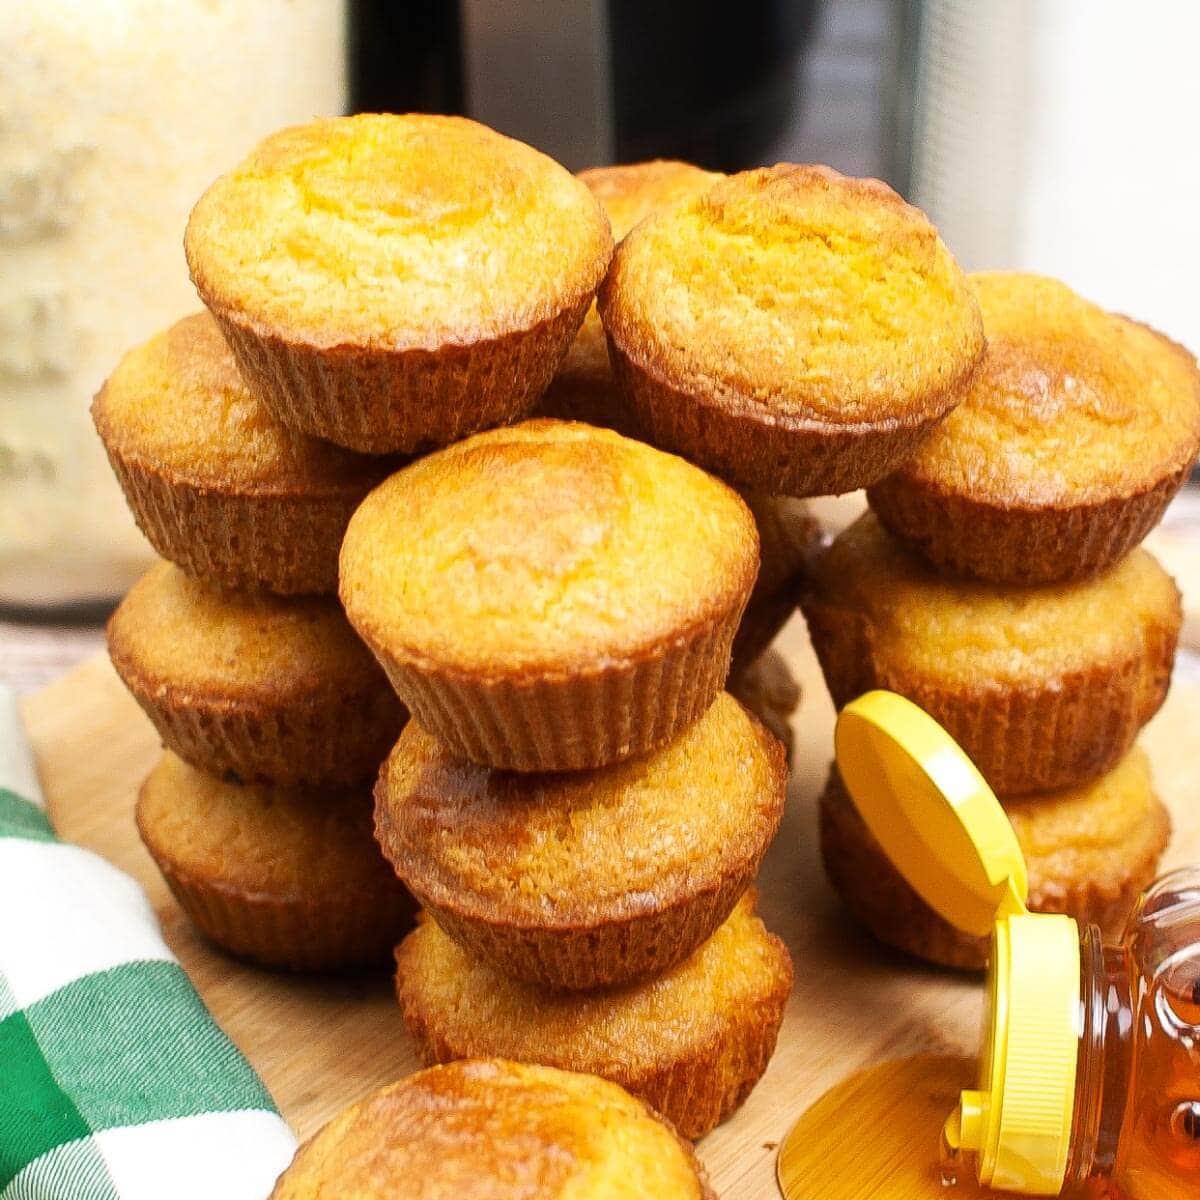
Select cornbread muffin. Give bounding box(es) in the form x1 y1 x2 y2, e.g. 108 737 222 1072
801 514 1181 794
540 160 722 434
185 114 613 455
819 748 1171 970
729 649 802 761
92 312 389 594
109 561 404 787
869 273 1200 584
732 494 823 679
270 1060 714 1200
340 420 759 771
394 892 793 1140
137 753 416 971
598 164 984 496
375 693 785 990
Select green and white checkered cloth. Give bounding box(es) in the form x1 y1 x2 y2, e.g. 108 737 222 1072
0 686 296 1199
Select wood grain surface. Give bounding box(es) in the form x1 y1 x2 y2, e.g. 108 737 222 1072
19 617 1200 1198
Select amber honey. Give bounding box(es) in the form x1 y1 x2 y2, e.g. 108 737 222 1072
777 1057 1122 1200
804 694 1200 1198
1101 872 1200 1199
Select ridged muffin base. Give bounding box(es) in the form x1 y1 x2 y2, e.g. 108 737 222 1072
409 867 762 993
394 928 792 1140
102 449 358 595
802 598 1180 795
211 302 591 456
607 340 960 498
367 613 742 773
143 853 417 973
868 464 1193 585
110 666 404 789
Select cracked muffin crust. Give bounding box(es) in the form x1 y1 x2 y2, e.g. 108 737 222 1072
599 163 984 496
869 272 1200 583
185 114 613 454
374 692 786 990
340 419 759 771
270 1060 715 1199
393 892 792 1140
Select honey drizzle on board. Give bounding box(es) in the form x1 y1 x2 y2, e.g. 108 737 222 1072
776 1056 1122 1200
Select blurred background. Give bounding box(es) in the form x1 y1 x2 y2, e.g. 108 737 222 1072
3 0 1199 683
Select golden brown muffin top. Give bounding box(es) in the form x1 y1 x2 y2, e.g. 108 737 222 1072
580 160 724 243
890 273 1200 505
558 161 724 386
108 561 387 704
92 313 387 492
340 420 759 675
138 753 388 901
395 893 792 1074
598 163 984 425
185 114 613 349
376 693 784 925
1006 746 1167 890
271 1060 710 1200
806 514 1181 686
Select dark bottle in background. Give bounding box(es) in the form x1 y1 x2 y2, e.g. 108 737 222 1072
350 1 463 119
348 0 819 172
608 0 818 171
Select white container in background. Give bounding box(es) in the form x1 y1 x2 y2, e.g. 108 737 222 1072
0 1 346 609
909 0 1200 355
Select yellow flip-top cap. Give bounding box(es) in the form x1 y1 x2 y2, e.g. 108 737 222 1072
835 692 1081 1196
834 690 1028 932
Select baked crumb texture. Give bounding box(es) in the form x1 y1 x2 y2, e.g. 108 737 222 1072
269 1060 715 1200
374 693 787 990
97 116 1193 1147
137 753 416 971
93 312 389 594
869 272 1200 584
819 750 1171 970
599 164 984 496
802 514 1181 795
108 561 405 787
185 114 613 454
540 160 724 434
393 893 792 1140
340 420 759 771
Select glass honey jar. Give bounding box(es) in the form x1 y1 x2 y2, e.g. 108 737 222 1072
833 691 1200 1198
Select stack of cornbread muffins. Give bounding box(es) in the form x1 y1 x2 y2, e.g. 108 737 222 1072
801 272 1200 968
538 160 827 734
89 107 1200 1190
89 115 840 1143
93 312 416 971
342 420 794 1139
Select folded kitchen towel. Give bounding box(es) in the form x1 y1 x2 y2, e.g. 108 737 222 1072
0 686 297 1200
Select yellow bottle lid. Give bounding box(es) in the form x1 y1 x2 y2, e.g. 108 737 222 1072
835 691 1081 1196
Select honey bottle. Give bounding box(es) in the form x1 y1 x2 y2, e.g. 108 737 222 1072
832 691 1200 1198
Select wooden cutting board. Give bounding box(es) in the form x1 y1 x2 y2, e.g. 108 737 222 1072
19 622 1200 1200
